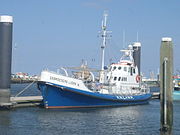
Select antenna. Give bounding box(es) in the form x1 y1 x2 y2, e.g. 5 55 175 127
123 30 125 49
136 31 139 42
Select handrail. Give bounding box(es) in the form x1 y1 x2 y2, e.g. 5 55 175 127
60 67 68 76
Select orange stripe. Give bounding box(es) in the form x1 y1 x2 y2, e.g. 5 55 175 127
46 105 115 109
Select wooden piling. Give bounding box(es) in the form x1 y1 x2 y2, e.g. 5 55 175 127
160 37 173 135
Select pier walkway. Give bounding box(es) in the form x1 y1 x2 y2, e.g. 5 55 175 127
10 96 42 107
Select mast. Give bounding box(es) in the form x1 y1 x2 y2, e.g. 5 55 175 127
101 12 108 71
99 12 110 83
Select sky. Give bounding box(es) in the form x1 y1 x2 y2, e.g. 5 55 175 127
0 0 180 77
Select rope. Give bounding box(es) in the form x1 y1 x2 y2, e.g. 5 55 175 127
14 80 36 97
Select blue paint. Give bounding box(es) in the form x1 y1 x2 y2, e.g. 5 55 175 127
38 81 152 108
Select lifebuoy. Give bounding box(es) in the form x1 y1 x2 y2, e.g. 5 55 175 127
136 75 141 83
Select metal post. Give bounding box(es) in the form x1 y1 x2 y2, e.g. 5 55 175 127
160 37 173 135
0 15 13 108
163 58 168 126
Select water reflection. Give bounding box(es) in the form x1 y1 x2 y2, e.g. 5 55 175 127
0 110 11 135
1 85 178 135
36 106 147 135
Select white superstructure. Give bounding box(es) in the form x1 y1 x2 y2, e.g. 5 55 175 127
103 45 144 95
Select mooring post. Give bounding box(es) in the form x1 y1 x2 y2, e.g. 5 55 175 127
0 15 13 108
160 37 173 135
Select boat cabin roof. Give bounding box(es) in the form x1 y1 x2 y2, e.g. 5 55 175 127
111 60 133 66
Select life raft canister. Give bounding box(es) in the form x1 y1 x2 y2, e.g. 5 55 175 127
136 75 141 83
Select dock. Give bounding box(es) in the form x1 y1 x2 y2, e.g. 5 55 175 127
152 92 160 99
10 96 43 107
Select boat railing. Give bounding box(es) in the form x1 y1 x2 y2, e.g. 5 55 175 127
140 83 150 94
85 81 150 95
109 83 150 96
85 82 103 92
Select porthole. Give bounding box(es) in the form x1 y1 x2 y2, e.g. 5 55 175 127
113 66 117 70
118 67 121 70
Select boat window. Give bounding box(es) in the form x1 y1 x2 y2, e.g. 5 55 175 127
113 66 117 70
130 67 133 76
118 66 121 70
114 77 117 81
133 68 136 74
124 67 127 72
128 67 131 72
118 77 121 81
121 77 127 81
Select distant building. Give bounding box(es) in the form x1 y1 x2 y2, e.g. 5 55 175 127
15 72 29 79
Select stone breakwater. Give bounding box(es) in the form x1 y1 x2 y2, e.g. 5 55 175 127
11 78 37 84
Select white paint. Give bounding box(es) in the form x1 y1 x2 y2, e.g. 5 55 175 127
162 37 172 42
40 70 90 91
133 42 141 47
0 15 13 23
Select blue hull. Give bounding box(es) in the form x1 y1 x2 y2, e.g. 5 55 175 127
38 81 152 108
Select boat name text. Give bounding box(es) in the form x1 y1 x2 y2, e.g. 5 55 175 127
50 76 79 86
116 95 134 99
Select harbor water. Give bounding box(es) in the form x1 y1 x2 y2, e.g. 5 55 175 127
0 83 180 135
